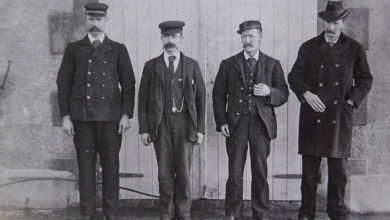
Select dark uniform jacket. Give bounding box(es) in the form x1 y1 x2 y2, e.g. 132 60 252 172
212 51 289 139
288 32 373 158
138 53 206 142
57 35 136 121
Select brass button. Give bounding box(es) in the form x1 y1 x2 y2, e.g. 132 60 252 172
335 64 340 68
86 96 91 99
249 100 252 103
332 120 336 124
88 59 92 63
334 82 339 86
101 84 105 88
87 71 91 75
248 107 251 109
87 83 91 87
317 119 321 123
240 87 244 90
333 100 338 104
319 83 323 87
239 99 243 103
103 61 107 64
320 64 324 68
101 96 105 100
236 112 240 116
248 94 252 97
102 72 106 76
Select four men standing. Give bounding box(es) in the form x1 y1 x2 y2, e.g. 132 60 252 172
212 20 289 220
57 1 372 219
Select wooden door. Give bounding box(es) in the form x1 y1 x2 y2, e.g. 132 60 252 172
101 0 317 201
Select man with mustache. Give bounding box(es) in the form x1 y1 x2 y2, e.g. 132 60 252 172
288 1 372 220
212 20 289 219
138 21 206 220
56 3 135 219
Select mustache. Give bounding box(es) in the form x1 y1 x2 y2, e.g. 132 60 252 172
325 30 336 34
88 26 102 33
242 44 254 48
163 42 177 49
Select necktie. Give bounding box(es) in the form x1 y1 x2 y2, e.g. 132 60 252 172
92 40 101 50
247 58 257 71
168 56 176 75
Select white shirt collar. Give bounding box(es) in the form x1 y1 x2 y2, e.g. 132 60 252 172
244 50 259 61
163 50 181 68
88 33 105 44
324 34 339 45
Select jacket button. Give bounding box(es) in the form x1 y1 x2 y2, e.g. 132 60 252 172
320 64 324 68
240 87 244 90
86 96 91 99
88 59 92 63
333 100 338 104
102 84 105 88
317 119 321 123
87 83 91 87
239 99 243 103
101 97 105 100
87 71 91 75
103 61 107 64
335 64 340 68
319 83 323 87
332 120 336 124
248 94 252 97
334 82 339 86
236 112 240 116
249 100 252 103
102 72 106 76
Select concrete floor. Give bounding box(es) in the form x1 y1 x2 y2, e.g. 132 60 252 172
1 206 390 220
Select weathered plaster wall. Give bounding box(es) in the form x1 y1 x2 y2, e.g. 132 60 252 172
0 0 75 169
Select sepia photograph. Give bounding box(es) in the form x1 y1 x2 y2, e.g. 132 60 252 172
0 0 388 219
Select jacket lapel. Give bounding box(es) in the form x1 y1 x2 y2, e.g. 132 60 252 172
155 53 165 82
233 51 245 83
256 51 266 84
90 35 113 59
79 35 93 56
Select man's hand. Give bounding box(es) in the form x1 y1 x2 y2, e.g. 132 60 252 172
221 124 230 137
253 83 271 96
141 133 152 146
118 114 131 134
303 91 326 112
195 133 204 144
62 115 74 137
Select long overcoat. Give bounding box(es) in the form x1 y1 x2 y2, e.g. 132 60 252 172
288 32 373 158
57 35 136 121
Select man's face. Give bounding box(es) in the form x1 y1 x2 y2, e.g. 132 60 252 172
161 32 183 53
323 19 344 41
86 15 107 36
241 29 262 54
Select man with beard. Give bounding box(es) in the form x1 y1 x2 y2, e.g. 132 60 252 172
56 3 135 219
288 1 373 220
212 20 289 220
138 21 206 220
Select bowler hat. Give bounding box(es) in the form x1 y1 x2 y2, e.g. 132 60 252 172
318 1 349 21
237 20 262 34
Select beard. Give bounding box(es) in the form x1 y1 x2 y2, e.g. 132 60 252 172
164 42 177 50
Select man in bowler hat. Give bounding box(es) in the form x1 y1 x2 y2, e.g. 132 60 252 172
138 21 206 220
212 20 289 219
57 3 135 219
288 1 373 219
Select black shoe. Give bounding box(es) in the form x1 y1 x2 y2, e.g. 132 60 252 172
104 215 117 220
80 216 96 220
299 216 310 220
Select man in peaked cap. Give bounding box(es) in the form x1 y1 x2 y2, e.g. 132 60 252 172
288 1 372 219
138 20 206 220
57 2 135 219
212 20 289 219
